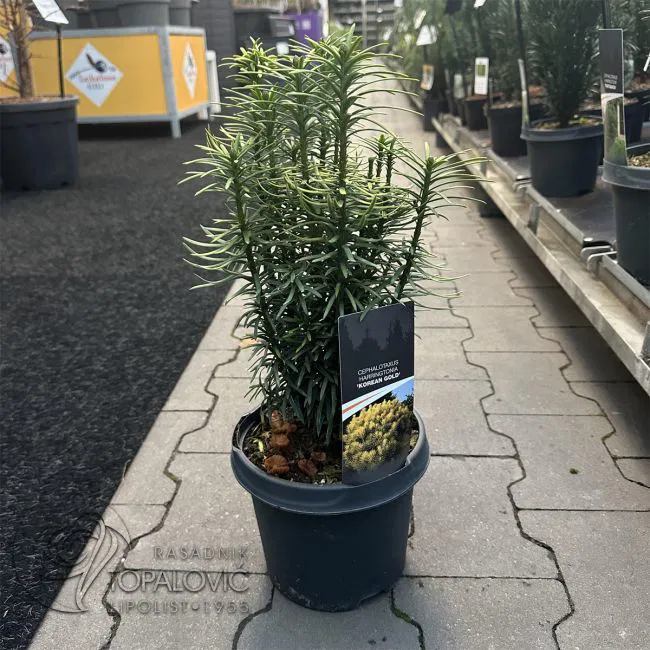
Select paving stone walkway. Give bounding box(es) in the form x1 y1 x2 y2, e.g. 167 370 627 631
28 76 650 650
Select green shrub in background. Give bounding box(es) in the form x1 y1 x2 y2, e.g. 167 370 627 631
343 398 412 472
527 0 601 127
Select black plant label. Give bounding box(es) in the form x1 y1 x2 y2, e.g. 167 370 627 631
338 303 415 485
599 29 627 165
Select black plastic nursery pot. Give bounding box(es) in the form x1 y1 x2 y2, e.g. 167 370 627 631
423 96 447 131
445 90 458 117
462 96 487 131
625 86 650 121
0 97 79 191
582 100 644 145
231 408 430 612
487 102 545 157
521 119 603 198
602 143 650 287
457 98 467 126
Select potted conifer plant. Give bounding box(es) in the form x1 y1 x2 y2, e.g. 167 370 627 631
183 31 483 612
0 0 79 190
522 0 603 197
486 0 545 156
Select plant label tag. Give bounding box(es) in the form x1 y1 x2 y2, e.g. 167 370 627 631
474 57 489 96
518 58 529 127
338 303 415 485
32 0 68 24
416 25 437 47
420 64 434 91
599 29 627 165
453 73 464 99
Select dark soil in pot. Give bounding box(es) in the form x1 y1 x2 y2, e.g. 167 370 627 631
463 96 487 131
0 96 79 191
445 90 458 116
231 408 430 611
521 117 603 197
602 143 650 286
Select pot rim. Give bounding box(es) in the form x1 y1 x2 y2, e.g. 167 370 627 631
0 96 79 113
603 143 650 191
522 117 603 142
231 407 430 516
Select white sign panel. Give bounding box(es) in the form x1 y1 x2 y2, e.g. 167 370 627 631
474 57 489 95
66 43 123 107
276 41 289 55
183 43 197 98
0 37 15 83
32 0 68 24
416 25 437 47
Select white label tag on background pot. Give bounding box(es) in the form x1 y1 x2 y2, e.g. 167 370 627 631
32 0 68 24
474 57 489 96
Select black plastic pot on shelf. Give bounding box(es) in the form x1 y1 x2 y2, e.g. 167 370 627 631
602 143 650 287
231 408 430 612
445 90 458 116
463 96 487 131
423 96 446 131
581 100 644 145
0 97 79 191
487 102 545 157
625 87 650 121
521 118 603 197
457 98 467 125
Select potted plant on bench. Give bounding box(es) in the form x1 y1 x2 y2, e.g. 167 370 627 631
183 30 483 611
522 0 602 197
0 0 79 190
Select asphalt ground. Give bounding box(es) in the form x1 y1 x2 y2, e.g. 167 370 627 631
0 119 230 649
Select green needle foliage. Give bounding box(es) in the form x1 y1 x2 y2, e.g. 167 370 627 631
182 29 483 443
527 0 601 128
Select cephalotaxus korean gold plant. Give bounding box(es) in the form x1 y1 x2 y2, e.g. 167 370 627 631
182 29 483 448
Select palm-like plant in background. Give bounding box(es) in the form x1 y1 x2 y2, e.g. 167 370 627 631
488 0 523 103
183 30 483 445
527 0 601 128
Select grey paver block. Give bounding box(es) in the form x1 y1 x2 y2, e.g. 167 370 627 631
431 245 506 273
125 454 266 573
520 511 650 650
415 305 469 328
617 458 650 488
180 378 256 453
433 225 494 248
394 577 569 649
539 327 633 382
570 382 650 457
236 590 419 650
470 352 601 415
407 458 556 577
489 415 650 510
109 575 272 650
457 307 562 352
163 350 234 411
114 411 207 504
479 220 536 259
514 287 590 327
198 306 246 350
496 255 557 288
29 505 165 650
415 330 487 380
417 380 514 456
451 273 534 307
212 347 257 379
